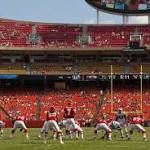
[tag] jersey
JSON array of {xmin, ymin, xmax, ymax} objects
[
  {"xmin": 109, "ymin": 121, "xmax": 121, "ymax": 129},
  {"xmin": 131, "ymin": 117, "xmax": 144, "ymax": 124},
  {"xmin": 64, "ymin": 107, "xmax": 76, "ymax": 119},
  {"xmin": 15, "ymin": 116, "xmax": 25, "ymax": 121},
  {"xmin": 46, "ymin": 112, "xmax": 58, "ymax": 121},
  {"xmin": 116, "ymin": 112, "xmax": 127, "ymax": 123},
  {"xmin": 97, "ymin": 119, "xmax": 107, "ymax": 125}
]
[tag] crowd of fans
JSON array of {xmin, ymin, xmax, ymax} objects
[
  {"xmin": 0, "ymin": 89, "xmax": 37, "ymax": 120},
  {"xmin": 0, "ymin": 86, "xmax": 150, "ymax": 122},
  {"xmin": 1, "ymin": 19, "xmax": 150, "ymax": 48}
]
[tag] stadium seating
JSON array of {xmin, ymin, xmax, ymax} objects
[
  {"xmin": 1, "ymin": 19, "xmax": 150, "ymax": 48},
  {"xmin": 0, "ymin": 63, "xmax": 26, "ymax": 74},
  {"xmin": 29, "ymin": 63, "xmax": 72, "ymax": 75},
  {"xmin": 0, "ymin": 62, "xmax": 150, "ymax": 75},
  {"xmin": 29, "ymin": 63, "xmax": 150, "ymax": 75},
  {"xmin": 0, "ymin": 20, "xmax": 82, "ymax": 48}
]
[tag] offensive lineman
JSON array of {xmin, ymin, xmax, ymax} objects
[
  {"xmin": 0, "ymin": 114, "xmax": 5, "ymax": 138},
  {"xmin": 128, "ymin": 115, "xmax": 147, "ymax": 141},
  {"xmin": 43, "ymin": 107, "xmax": 64, "ymax": 144},
  {"xmin": 67, "ymin": 120, "xmax": 83, "ymax": 139},
  {"xmin": 59, "ymin": 119, "xmax": 83, "ymax": 139},
  {"xmin": 10, "ymin": 112, "xmax": 29, "ymax": 140},
  {"xmin": 94, "ymin": 114, "xmax": 112, "ymax": 140}
]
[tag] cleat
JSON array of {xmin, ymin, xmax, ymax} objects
[
  {"xmin": 38, "ymin": 135, "xmax": 41, "ymax": 139},
  {"xmin": 144, "ymin": 138, "xmax": 147, "ymax": 142},
  {"xmin": 127, "ymin": 137, "xmax": 131, "ymax": 140},
  {"xmin": 108, "ymin": 138, "xmax": 112, "ymax": 141},
  {"xmin": 60, "ymin": 141, "xmax": 64, "ymax": 144},
  {"xmin": 26, "ymin": 135, "xmax": 29, "ymax": 140},
  {"xmin": 10, "ymin": 134, "xmax": 13, "ymax": 139}
]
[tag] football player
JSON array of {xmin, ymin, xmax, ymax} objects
[
  {"xmin": 59, "ymin": 119, "xmax": 83, "ymax": 139},
  {"xmin": 63, "ymin": 102, "xmax": 78, "ymax": 136},
  {"xmin": 128, "ymin": 115, "xmax": 147, "ymax": 141},
  {"xmin": 108, "ymin": 120, "xmax": 124, "ymax": 139},
  {"xmin": 43, "ymin": 107, "xmax": 64, "ymax": 144},
  {"xmin": 0, "ymin": 114, "xmax": 5, "ymax": 138},
  {"xmin": 10, "ymin": 111, "xmax": 29, "ymax": 140},
  {"xmin": 94, "ymin": 114, "xmax": 112, "ymax": 140},
  {"xmin": 116, "ymin": 108, "xmax": 129, "ymax": 139}
]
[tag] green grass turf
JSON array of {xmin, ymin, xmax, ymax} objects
[{"xmin": 0, "ymin": 128, "xmax": 150, "ymax": 150}]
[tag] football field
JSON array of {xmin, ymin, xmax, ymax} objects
[{"xmin": 0, "ymin": 128, "xmax": 150, "ymax": 150}]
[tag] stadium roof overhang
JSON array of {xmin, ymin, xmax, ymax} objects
[
  {"xmin": 0, "ymin": 47, "xmax": 150, "ymax": 56},
  {"xmin": 0, "ymin": 46, "xmax": 123, "ymax": 55}
]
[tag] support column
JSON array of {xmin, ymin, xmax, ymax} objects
[
  {"xmin": 148, "ymin": 15, "xmax": 150, "ymax": 24},
  {"xmin": 140, "ymin": 65, "xmax": 143, "ymax": 114},
  {"xmin": 110, "ymin": 65, "xmax": 113, "ymax": 113},
  {"xmin": 96, "ymin": 9, "xmax": 99, "ymax": 24},
  {"xmin": 44, "ymin": 75, "xmax": 47, "ymax": 88},
  {"xmin": 123, "ymin": 15, "xmax": 129, "ymax": 25}
]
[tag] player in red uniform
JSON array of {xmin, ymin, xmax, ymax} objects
[
  {"xmin": 59, "ymin": 119, "xmax": 83, "ymax": 139},
  {"xmin": 44, "ymin": 107, "xmax": 64, "ymax": 144},
  {"xmin": 0, "ymin": 114, "xmax": 5, "ymax": 138},
  {"xmin": 73, "ymin": 120, "xmax": 84, "ymax": 139},
  {"xmin": 10, "ymin": 112, "xmax": 29, "ymax": 140},
  {"xmin": 63, "ymin": 102, "xmax": 78, "ymax": 137},
  {"xmin": 94, "ymin": 114, "xmax": 112, "ymax": 140},
  {"xmin": 128, "ymin": 115, "xmax": 147, "ymax": 141}
]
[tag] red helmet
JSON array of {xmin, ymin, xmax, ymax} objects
[
  {"xmin": 67, "ymin": 102, "xmax": 72, "ymax": 107},
  {"xmin": 50, "ymin": 107, "xmax": 55, "ymax": 113}
]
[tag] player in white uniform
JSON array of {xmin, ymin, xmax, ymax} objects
[
  {"xmin": 128, "ymin": 115, "xmax": 147, "ymax": 141},
  {"xmin": 94, "ymin": 115, "xmax": 112, "ymax": 140},
  {"xmin": 44, "ymin": 107, "xmax": 64, "ymax": 144},
  {"xmin": 108, "ymin": 120, "xmax": 124, "ymax": 139},
  {"xmin": 116, "ymin": 108, "xmax": 129, "ymax": 139},
  {"xmin": 10, "ymin": 112, "xmax": 29, "ymax": 140}
]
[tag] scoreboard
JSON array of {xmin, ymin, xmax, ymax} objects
[{"xmin": 85, "ymin": 0, "xmax": 150, "ymax": 15}]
